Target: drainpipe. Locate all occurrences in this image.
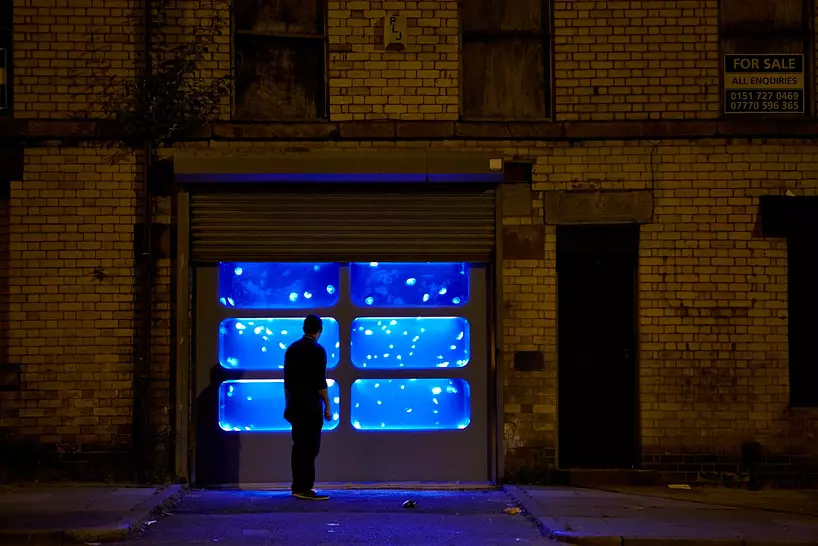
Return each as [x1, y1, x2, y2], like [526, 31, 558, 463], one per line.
[133, 0, 154, 481]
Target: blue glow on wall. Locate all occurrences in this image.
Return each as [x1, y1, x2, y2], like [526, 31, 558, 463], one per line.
[218, 262, 340, 309]
[219, 317, 340, 370]
[350, 378, 471, 431]
[219, 379, 341, 432]
[350, 262, 469, 308]
[350, 317, 470, 369]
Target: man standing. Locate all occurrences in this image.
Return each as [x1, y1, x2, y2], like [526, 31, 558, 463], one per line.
[283, 314, 332, 500]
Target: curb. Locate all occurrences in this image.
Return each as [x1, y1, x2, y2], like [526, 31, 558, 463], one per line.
[502, 485, 818, 546]
[0, 484, 185, 544]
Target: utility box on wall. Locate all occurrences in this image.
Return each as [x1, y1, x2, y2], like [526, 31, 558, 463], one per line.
[384, 14, 407, 51]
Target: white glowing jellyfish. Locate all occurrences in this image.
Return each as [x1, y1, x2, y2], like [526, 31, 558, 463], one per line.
[279, 342, 286, 350]
[438, 287, 447, 295]
[304, 292, 313, 299]
[452, 297, 461, 304]
[456, 331, 464, 341]
[289, 292, 298, 302]
[254, 326, 263, 335]
[235, 322, 245, 330]
[261, 347, 267, 353]
[369, 262, 379, 267]
[365, 297, 374, 305]
[422, 293, 430, 302]
[234, 267, 243, 276]
[364, 329, 373, 336]
[227, 298, 235, 306]
[326, 285, 336, 294]
[219, 297, 227, 305]
[406, 277, 416, 286]
[431, 387, 442, 395]
[333, 397, 340, 404]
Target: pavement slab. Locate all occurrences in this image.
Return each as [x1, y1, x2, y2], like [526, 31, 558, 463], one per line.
[0, 484, 183, 544]
[505, 485, 818, 546]
[109, 488, 556, 545]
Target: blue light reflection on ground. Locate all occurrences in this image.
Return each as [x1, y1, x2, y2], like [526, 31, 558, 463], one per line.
[350, 262, 469, 307]
[218, 262, 340, 309]
[219, 379, 340, 432]
[350, 378, 471, 431]
[219, 317, 340, 370]
[350, 317, 470, 369]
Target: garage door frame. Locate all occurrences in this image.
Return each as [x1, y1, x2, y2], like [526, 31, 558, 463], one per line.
[173, 153, 509, 485]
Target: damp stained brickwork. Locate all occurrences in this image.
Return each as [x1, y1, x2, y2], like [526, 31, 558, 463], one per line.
[3, 0, 818, 483]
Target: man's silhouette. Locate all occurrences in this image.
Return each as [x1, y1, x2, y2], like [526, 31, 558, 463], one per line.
[283, 314, 331, 500]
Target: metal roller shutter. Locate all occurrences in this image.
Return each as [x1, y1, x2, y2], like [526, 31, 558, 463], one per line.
[189, 188, 496, 263]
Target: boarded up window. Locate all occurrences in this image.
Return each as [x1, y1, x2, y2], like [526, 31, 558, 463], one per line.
[0, 2, 10, 114]
[234, 0, 325, 120]
[461, 0, 549, 120]
[720, 0, 809, 114]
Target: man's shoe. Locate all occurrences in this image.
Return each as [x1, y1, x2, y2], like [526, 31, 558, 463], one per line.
[292, 490, 329, 501]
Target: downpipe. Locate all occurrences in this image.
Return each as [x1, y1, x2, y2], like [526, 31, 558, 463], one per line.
[133, 0, 154, 481]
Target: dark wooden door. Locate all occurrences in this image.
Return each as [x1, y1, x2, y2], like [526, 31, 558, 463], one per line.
[557, 224, 639, 469]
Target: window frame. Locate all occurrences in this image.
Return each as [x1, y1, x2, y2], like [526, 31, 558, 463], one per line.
[0, 2, 12, 116]
[230, 0, 328, 121]
[459, 0, 553, 121]
[718, 0, 815, 118]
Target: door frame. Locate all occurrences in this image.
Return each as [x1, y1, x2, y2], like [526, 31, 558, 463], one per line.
[554, 223, 641, 470]
[173, 189, 506, 485]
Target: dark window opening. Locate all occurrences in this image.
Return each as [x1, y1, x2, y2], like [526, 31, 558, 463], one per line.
[788, 232, 818, 407]
[0, 2, 11, 114]
[233, 0, 326, 120]
[720, 0, 811, 116]
[460, 0, 550, 120]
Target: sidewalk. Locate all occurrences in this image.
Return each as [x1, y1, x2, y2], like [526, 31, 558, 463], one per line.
[0, 484, 183, 544]
[505, 485, 818, 545]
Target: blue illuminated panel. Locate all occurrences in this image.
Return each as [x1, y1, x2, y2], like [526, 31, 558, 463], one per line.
[219, 262, 340, 309]
[350, 262, 469, 307]
[350, 378, 471, 431]
[219, 317, 340, 370]
[350, 317, 470, 369]
[219, 379, 340, 432]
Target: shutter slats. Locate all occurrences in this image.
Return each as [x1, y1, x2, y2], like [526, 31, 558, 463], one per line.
[189, 190, 496, 262]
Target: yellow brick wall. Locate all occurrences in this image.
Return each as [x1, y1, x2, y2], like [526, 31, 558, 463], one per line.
[168, 139, 818, 473]
[13, 0, 778, 122]
[2, 147, 138, 447]
[328, 0, 459, 121]
[553, 0, 720, 121]
[12, 0, 140, 119]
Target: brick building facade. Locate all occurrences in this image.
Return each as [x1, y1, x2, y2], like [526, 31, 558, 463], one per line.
[0, 0, 817, 485]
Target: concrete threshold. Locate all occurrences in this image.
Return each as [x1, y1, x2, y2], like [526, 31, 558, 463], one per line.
[207, 481, 498, 491]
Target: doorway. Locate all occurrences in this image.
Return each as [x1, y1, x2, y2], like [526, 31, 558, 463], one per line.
[557, 224, 639, 469]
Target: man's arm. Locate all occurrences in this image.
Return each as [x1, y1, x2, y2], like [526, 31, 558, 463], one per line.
[317, 346, 330, 419]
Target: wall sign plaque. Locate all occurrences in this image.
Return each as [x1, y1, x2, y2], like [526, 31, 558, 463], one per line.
[544, 190, 653, 225]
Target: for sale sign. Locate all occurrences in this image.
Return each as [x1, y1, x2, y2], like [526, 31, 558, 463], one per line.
[724, 54, 805, 114]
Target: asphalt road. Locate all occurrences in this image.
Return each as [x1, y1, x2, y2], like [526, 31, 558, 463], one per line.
[114, 489, 554, 545]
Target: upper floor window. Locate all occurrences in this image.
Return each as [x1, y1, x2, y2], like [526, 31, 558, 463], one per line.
[233, 0, 326, 120]
[0, 1, 10, 114]
[720, 0, 810, 116]
[460, 0, 550, 120]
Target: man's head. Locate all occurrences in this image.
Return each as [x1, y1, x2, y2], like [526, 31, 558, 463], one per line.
[303, 314, 323, 340]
